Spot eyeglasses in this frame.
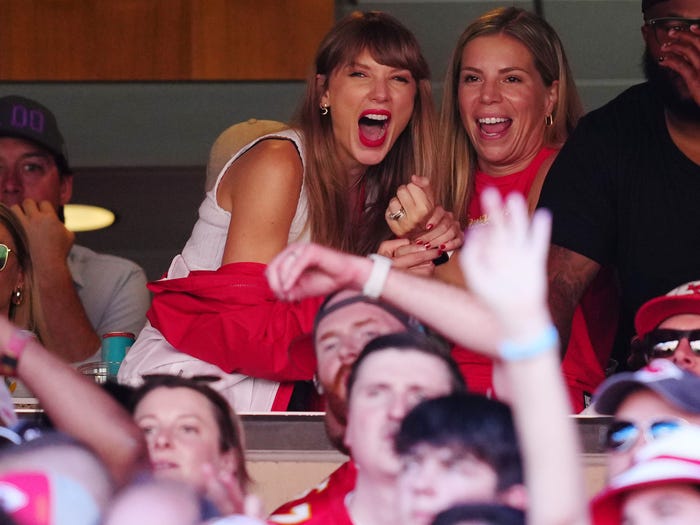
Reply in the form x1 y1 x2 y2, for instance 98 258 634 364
646 17 700 45
604 418 686 452
0 244 13 272
643 329 700 359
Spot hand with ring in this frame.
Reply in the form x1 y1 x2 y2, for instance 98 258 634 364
385 175 435 237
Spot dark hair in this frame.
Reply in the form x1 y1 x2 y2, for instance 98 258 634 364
130 375 249 488
395 393 522 492
346 331 466 398
432 503 525 525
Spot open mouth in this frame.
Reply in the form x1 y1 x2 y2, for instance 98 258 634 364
477 116 512 137
359 110 390 147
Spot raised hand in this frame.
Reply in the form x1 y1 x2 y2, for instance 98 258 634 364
658 24 700 105
266 242 370 302
459 188 552 337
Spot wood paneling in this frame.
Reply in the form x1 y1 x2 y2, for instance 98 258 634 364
0 0 333 81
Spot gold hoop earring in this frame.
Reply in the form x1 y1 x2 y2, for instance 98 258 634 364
320 104 329 116
545 114 554 127
11 287 22 306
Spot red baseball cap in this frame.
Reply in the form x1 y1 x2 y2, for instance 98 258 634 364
634 281 700 339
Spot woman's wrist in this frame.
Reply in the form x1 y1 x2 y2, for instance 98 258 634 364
0 330 35 376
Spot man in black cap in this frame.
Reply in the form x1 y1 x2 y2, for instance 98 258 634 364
539 0 700 371
0 95 149 362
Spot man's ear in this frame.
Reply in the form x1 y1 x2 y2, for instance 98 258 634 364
59 174 73 206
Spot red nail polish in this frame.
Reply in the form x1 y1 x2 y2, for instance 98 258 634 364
426 224 434 231
425 243 431 249
440 244 446 250
416 240 423 245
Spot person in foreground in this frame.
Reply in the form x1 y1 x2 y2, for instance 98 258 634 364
267 188 589 525
0 95 149 362
591 425 700 525
119 11 461 412
591 358 700 478
395 392 526 525
269 331 464 525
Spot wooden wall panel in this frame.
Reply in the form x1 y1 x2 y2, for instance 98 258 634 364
0 0 333 81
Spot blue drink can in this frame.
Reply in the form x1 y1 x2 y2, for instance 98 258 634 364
101 332 135 376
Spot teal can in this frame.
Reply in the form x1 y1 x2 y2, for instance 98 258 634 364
101 332 135 376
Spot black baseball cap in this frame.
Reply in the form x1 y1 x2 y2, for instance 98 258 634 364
0 95 71 174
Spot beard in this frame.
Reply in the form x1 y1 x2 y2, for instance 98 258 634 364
321 363 351 454
644 48 700 121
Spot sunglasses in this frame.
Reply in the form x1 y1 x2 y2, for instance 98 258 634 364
0 244 13 272
604 418 686 452
644 329 700 359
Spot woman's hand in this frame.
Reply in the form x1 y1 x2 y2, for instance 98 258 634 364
377 238 437 277
411 206 464 252
266 242 370 302
459 188 552 338
385 175 434 237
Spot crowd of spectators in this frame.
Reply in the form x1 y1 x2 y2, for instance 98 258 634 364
0 0 699 523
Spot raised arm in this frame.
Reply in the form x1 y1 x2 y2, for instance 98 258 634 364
459 189 589 525
0 317 147 486
11 199 101 361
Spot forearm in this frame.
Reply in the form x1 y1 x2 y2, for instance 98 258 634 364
7 323 147 485
500 319 589 525
34 262 101 361
361 262 500 355
547 245 600 358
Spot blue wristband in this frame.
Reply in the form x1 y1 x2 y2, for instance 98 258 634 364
498 324 558 361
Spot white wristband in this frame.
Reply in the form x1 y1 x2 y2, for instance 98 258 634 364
363 254 392 298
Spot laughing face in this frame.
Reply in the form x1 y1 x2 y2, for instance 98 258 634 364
320 49 417 179
457 33 558 176
134 387 237 492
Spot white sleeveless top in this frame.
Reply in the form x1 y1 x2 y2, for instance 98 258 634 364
119 129 310 412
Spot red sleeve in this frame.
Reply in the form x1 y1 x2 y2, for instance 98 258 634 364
146 262 323 382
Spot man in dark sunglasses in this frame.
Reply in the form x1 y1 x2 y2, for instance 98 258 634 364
592 358 700 478
0 96 149 363
538 0 700 376
631 279 700 375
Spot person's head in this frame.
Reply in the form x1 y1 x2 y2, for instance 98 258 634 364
344 332 465 481
395 393 524 525
294 11 437 255
0 96 73 210
0 206 32 328
130 375 249 495
314 290 426 451
432 503 525 525
0 432 113 522
592 425 700 525
103 478 221 525
630 280 700 374
641 0 700 121
437 7 581 223
593 359 700 477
